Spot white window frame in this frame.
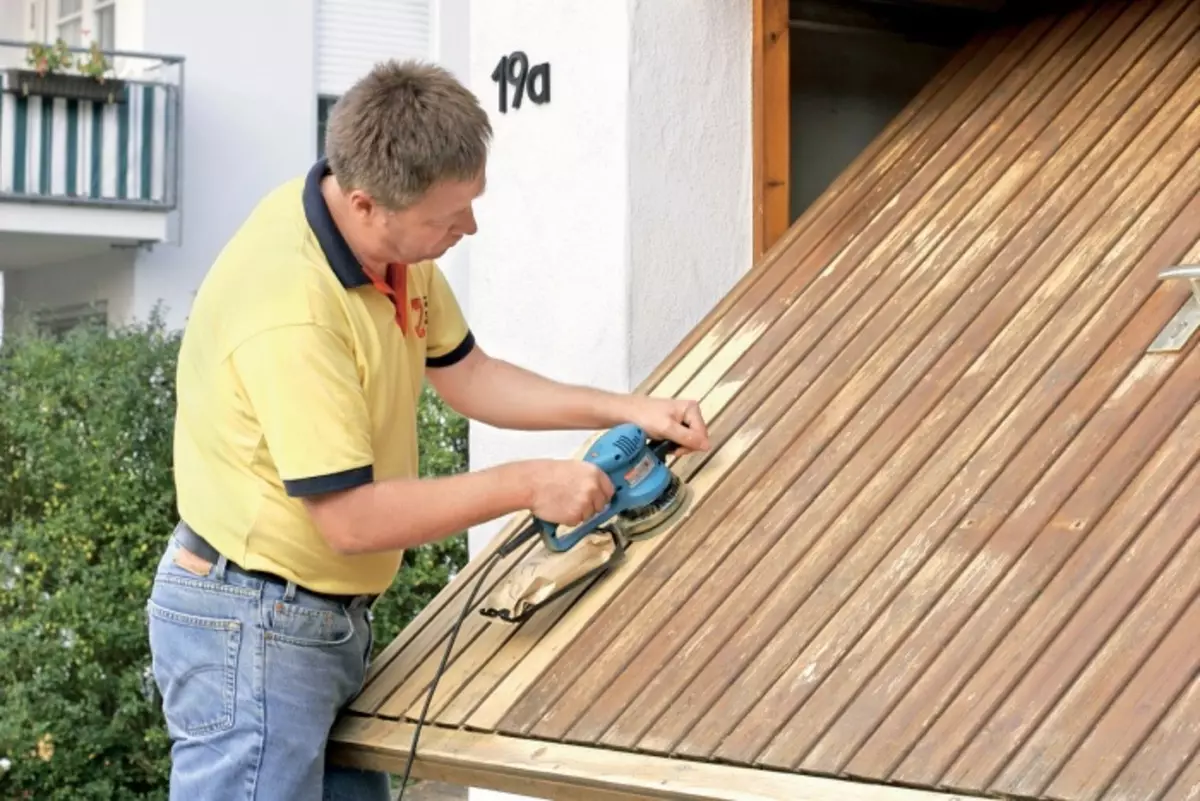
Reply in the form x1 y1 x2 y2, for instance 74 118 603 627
31 0 115 49
55 0 84 46
91 0 116 50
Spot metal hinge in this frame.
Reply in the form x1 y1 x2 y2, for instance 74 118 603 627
1148 264 1200 353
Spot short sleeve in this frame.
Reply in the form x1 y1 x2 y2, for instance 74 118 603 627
424 263 475 367
229 323 375 497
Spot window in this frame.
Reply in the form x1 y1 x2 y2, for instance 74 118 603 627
56 0 83 46
44 0 114 49
34 301 108 338
93 0 115 50
317 95 339 158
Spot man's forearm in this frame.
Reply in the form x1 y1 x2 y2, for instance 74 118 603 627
304 462 534 554
442 355 635 431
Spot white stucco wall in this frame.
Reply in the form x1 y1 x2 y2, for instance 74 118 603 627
465 0 751 543
130 0 318 330
462 2 752 795
627 2 753 383
3 248 136 333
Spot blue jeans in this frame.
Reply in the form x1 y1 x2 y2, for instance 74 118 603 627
146 531 391 801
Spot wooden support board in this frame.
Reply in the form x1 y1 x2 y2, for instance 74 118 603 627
329 715 985 801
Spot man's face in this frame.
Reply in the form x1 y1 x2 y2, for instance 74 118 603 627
349 171 485 266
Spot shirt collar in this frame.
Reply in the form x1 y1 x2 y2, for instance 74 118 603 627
301 158 372 288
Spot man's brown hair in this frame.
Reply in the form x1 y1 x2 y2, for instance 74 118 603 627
324 59 492 209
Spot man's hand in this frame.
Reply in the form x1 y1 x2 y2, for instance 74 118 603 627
625 396 711 456
526 459 616 525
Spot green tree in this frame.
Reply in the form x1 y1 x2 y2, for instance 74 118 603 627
0 312 468 799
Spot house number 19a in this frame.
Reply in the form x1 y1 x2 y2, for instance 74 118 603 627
491 51 550 113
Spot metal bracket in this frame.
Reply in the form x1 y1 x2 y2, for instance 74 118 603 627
1149 264 1200 353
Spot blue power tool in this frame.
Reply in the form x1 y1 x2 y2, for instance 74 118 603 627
497 422 689 558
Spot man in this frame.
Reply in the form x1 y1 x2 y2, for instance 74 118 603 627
145 59 709 800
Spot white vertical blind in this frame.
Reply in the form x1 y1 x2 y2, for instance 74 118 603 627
316 0 432 97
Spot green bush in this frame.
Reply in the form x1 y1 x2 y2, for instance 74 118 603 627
0 313 468 799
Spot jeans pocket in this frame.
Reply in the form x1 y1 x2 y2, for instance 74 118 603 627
147 599 242 737
263 598 355 648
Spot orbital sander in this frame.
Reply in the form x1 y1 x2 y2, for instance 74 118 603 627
479 422 690 623
396 422 693 800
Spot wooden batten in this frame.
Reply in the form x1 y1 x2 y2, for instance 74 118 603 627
329 716 983 801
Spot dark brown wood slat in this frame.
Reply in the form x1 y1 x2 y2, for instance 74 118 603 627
515 7 1093 747
784 18 1200 774
1028 481 1200 800
617 14 1193 761
1098 656 1200 801
353 23 1011 723
491 19 1040 738
843 86 1200 793
703 91 1200 777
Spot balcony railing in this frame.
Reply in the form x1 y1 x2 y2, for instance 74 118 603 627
0 39 183 211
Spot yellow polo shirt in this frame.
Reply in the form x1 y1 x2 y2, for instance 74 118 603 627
172 158 474 595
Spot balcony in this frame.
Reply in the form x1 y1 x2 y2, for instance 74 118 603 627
0 39 183 261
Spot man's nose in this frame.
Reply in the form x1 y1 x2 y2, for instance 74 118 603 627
456 208 478 236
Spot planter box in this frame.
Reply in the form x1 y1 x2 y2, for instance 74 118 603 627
3 68 127 104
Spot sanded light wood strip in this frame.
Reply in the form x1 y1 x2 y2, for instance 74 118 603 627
374 423 754 723
493 12 1063 740
327 716 987 801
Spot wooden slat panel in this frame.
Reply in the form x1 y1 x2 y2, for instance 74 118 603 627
1028 477 1200 800
335 4 1200 801
569 0 1157 754
751 101 1200 775
1097 662 1200 801
777 15 1200 773
885 154 1200 790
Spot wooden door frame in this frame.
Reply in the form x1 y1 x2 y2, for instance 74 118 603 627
753 0 790 260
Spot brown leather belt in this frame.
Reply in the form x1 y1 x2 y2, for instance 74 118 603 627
173 521 377 607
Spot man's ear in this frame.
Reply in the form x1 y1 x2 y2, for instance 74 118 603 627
347 189 376 218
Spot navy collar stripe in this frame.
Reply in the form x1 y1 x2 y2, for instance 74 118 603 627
302 158 371 289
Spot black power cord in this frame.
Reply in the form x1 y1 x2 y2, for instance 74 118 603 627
393 523 523 800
